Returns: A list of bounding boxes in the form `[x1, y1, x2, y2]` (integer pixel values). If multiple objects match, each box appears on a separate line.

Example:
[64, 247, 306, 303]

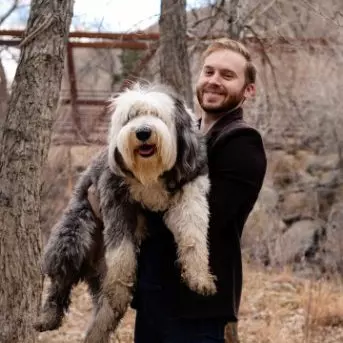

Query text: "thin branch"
[300, 0, 343, 28]
[189, 0, 225, 30]
[0, 0, 19, 26]
[244, 24, 284, 104]
[243, 0, 278, 28]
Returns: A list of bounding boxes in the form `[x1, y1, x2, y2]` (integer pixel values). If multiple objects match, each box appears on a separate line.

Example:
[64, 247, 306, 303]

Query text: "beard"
[196, 84, 246, 114]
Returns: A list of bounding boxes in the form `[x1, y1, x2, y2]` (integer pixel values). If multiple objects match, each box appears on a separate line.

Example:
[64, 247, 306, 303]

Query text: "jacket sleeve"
[208, 129, 267, 232]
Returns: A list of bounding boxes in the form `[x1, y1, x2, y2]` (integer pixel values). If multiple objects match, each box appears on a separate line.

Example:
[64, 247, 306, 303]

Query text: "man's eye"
[223, 74, 233, 79]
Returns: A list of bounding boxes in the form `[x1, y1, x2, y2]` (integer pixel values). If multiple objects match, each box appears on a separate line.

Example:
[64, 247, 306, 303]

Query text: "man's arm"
[209, 130, 267, 233]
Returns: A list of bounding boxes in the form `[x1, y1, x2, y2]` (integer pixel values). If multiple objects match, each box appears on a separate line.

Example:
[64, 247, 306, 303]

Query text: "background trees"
[159, 0, 193, 109]
[0, 0, 343, 342]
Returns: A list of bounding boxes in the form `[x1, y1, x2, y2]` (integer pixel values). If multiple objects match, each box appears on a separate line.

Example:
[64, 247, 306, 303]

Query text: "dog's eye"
[149, 111, 158, 117]
[121, 109, 138, 125]
[129, 109, 138, 119]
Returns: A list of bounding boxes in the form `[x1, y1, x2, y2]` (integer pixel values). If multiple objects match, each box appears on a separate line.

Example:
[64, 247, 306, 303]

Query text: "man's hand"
[88, 185, 102, 220]
[225, 323, 240, 343]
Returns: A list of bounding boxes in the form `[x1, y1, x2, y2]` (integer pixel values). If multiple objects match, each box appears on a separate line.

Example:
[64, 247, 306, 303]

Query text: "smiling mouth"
[136, 144, 156, 158]
[204, 91, 224, 96]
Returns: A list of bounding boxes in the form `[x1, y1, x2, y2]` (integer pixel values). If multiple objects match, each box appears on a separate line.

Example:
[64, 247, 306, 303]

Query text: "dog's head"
[108, 82, 202, 185]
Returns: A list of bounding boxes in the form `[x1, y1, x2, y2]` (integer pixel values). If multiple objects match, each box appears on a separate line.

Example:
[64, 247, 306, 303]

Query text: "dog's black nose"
[136, 127, 152, 141]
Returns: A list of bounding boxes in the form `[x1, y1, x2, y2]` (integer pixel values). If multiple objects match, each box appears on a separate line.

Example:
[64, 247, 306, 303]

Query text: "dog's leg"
[164, 174, 216, 295]
[84, 272, 110, 343]
[84, 191, 138, 343]
[36, 214, 98, 332]
[84, 236, 137, 343]
[34, 276, 74, 331]
[35, 165, 101, 332]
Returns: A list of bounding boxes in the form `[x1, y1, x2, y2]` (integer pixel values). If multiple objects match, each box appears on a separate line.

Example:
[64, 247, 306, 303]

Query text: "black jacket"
[132, 108, 267, 322]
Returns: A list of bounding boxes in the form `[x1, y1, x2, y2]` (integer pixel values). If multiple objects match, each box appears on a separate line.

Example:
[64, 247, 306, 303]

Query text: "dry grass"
[36, 261, 343, 343]
[37, 284, 136, 343]
[302, 278, 343, 343]
[239, 263, 343, 343]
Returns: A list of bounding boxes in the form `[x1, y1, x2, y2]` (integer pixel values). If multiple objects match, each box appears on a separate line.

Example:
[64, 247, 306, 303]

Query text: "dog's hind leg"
[83, 191, 138, 343]
[84, 255, 106, 321]
[35, 164, 101, 332]
[83, 235, 137, 343]
[34, 276, 74, 332]
[164, 174, 216, 296]
[83, 272, 111, 343]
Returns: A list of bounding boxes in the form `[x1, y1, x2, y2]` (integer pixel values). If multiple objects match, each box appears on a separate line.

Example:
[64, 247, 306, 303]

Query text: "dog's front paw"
[182, 270, 217, 296]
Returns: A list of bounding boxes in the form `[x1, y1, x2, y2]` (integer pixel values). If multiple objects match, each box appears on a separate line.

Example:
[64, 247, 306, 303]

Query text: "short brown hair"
[201, 38, 257, 85]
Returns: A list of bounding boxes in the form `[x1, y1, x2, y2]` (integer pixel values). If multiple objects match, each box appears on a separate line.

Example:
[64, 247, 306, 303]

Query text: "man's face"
[196, 49, 255, 114]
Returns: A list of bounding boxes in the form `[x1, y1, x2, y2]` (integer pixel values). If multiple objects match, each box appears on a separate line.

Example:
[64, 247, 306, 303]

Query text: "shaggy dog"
[34, 83, 216, 343]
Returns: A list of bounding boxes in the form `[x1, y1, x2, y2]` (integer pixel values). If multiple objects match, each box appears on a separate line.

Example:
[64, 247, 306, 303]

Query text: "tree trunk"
[227, 0, 241, 39]
[159, 0, 193, 109]
[0, 1, 74, 342]
[0, 59, 8, 135]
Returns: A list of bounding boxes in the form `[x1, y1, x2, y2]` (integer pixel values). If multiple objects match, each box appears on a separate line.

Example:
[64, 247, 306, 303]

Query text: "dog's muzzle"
[135, 126, 156, 158]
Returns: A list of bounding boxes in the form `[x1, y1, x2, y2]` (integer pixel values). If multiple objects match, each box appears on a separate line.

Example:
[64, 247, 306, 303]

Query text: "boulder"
[275, 219, 324, 266]
[242, 184, 286, 265]
[306, 153, 339, 174]
[267, 150, 300, 187]
[323, 203, 343, 274]
[279, 190, 318, 223]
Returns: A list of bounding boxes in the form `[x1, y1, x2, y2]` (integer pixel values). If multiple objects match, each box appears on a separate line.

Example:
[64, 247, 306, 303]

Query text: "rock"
[297, 170, 319, 188]
[307, 154, 339, 174]
[267, 150, 300, 187]
[279, 190, 318, 223]
[323, 203, 343, 274]
[256, 184, 279, 211]
[242, 189, 287, 266]
[319, 170, 340, 188]
[276, 219, 324, 266]
[316, 187, 337, 221]
[294, 149, 315, 169]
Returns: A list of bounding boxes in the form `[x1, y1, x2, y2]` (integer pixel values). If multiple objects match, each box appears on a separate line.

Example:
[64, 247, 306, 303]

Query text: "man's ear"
[244, 83, 256, 99]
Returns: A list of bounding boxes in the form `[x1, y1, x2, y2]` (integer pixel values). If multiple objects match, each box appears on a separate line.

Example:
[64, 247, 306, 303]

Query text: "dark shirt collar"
[198, 107, 243, 138]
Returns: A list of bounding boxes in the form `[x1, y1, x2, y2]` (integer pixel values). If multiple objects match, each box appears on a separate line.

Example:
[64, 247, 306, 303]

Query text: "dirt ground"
[37, 262, 343, 343]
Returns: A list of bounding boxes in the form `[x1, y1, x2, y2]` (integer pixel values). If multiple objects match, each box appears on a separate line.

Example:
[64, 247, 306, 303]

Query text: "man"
[89, 38, 267, 343]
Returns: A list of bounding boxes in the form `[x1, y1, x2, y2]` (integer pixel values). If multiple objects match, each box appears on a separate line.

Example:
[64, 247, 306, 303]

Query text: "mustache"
[202, 85, 226, 94]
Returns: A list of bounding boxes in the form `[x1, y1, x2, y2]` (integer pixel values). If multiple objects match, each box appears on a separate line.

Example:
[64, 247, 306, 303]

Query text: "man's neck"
[200, 105, 242, 134]
[200, 113, 223, 134]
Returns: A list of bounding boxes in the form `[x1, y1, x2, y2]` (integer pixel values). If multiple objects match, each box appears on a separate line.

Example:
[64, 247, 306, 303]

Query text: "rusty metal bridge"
[0, 29, 333, 146]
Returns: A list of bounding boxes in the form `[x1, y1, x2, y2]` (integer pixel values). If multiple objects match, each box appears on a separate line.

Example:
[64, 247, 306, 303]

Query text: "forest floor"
[38, 261, 343, 343]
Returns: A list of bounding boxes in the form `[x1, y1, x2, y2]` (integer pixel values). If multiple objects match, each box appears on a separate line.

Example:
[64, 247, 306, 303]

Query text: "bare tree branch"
[243, 0, 278, 29]
[300, 0, 343, 28]
[0, 0, 19, 26]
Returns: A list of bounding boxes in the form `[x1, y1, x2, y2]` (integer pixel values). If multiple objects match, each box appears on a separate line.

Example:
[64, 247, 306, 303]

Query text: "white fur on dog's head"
[108, 83, 190, 185]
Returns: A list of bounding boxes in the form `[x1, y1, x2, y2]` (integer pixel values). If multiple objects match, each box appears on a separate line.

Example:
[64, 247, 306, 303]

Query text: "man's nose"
[207, 72, 221, 85]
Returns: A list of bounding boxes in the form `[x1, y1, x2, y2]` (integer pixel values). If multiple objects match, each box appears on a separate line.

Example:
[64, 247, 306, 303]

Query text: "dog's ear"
[173, 99, 206, 181]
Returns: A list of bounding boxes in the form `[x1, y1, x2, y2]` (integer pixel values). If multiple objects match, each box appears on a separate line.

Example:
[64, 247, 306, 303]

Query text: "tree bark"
[227, 0, 240, 39]
[0, 1, 74, 342]
[0, 59, 8, 134]
[159, 0, 194, 109]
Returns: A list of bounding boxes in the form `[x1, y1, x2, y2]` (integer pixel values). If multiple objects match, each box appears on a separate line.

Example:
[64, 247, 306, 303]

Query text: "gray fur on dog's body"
[35, 84, 215, 343]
